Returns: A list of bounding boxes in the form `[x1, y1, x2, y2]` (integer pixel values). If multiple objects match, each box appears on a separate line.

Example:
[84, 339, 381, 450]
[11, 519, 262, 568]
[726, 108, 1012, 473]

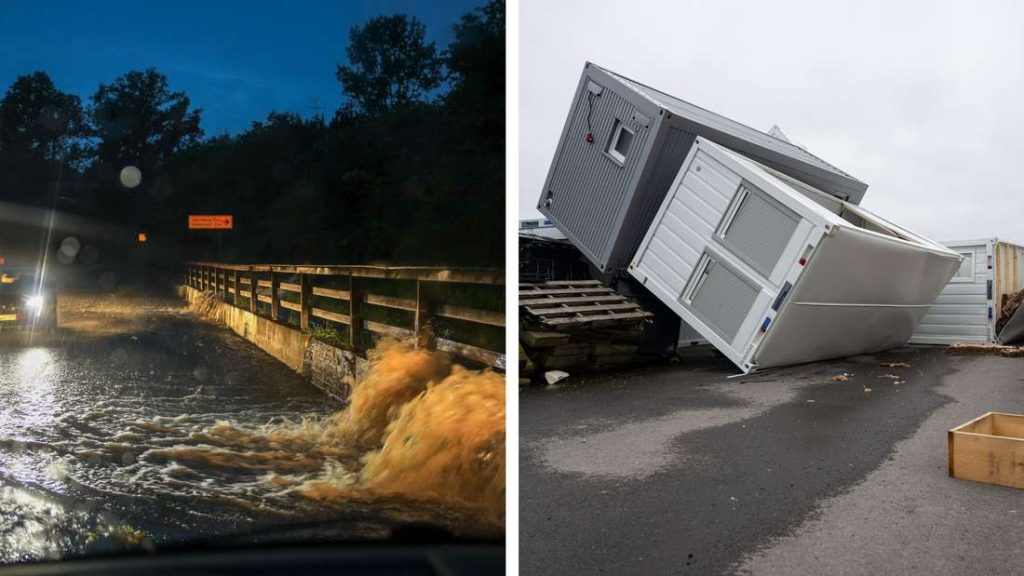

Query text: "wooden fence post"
[249, 271, 258, 314]
[233, 270, 241, 305]
[300, 273, 311, 331]
[414, 279, 431, 348]
[270, 270, 280, 321]
[349, 276, 363, 350]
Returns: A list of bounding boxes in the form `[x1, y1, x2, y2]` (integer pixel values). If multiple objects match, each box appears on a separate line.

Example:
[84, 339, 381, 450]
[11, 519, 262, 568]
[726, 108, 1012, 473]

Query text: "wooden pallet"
[519, 280, 652, 330]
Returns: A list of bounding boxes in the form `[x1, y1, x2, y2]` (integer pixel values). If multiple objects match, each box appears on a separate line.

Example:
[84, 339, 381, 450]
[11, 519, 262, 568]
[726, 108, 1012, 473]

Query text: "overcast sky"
[520, 0, 1024, 243]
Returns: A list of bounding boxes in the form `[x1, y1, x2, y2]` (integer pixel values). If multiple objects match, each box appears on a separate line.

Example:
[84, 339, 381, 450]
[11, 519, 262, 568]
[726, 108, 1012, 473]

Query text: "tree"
[336, 15, 443, 117]
[0, 72, 87, 206]
[89, 68, 202, 175]
[0, 71, 87, 161]
[83, 68, 202, 233]
[446, 0, 504, 118]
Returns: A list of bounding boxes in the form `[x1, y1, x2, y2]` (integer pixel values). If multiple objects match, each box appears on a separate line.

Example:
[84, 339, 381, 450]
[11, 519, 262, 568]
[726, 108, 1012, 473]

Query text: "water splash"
[299, 353, 506, 525]
[136, 338, 506, 532]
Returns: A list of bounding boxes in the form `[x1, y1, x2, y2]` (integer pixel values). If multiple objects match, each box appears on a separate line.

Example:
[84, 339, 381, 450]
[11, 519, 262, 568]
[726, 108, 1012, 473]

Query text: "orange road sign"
[188, 215, 233, 230]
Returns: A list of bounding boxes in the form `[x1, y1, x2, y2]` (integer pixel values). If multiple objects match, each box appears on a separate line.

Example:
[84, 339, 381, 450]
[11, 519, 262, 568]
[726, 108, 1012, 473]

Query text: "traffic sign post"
[188, 215, 234, 260]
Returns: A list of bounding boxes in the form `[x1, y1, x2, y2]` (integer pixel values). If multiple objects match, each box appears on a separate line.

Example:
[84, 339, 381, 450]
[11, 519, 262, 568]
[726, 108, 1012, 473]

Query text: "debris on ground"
[544, 370, 570, 385]
[948, 343, 1024, 357]
[881, 362, 910, 368]
[879, 374, 900, 380]
[997, 289, 1024, 344]
[829, 373, 852, 382]
[863, 387, 872, 393]
[996, 289, 1024, 335]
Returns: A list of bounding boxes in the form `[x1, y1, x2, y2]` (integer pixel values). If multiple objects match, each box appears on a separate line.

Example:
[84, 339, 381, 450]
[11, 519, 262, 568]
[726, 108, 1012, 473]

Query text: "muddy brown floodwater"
[0, 292, 504, 562]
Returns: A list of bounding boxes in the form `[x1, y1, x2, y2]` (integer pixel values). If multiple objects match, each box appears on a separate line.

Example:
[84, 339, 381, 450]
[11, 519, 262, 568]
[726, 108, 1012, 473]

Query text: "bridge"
[182, 261, 505, 373]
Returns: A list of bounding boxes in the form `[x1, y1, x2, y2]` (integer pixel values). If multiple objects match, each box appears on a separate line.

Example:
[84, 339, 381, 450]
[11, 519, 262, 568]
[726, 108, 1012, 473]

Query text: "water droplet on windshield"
[59, 237, 81, 258]
[119, 165, 142, 189]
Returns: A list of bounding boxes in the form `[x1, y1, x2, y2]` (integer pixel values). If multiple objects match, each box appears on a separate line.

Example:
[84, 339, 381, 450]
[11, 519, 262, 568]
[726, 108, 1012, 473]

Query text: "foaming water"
[0, 298, 504, 560]
[294, 345, 506, 525]
[58, 338, 505, 535]
[152, 339, 507, 530]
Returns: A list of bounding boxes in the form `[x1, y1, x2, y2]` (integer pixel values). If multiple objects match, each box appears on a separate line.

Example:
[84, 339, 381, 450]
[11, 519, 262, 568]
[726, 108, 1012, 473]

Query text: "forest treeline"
[0, 0, 503, 266]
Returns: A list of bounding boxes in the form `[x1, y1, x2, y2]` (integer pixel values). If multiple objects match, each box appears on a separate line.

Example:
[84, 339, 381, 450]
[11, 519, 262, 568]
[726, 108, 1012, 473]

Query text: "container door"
[629, 138, 811, 371]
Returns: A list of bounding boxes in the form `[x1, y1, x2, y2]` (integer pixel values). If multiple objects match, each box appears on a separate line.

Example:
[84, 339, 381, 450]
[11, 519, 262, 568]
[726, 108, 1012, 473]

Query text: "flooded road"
[0, 292, 503, 562]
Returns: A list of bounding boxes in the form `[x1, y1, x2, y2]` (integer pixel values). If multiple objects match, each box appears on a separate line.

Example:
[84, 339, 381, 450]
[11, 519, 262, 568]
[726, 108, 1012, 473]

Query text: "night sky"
[0, 0, 483, 136]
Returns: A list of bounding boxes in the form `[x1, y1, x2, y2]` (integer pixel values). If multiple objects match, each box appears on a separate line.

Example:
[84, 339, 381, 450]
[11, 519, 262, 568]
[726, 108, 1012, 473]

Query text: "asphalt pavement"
[520, 347, 1024, 575]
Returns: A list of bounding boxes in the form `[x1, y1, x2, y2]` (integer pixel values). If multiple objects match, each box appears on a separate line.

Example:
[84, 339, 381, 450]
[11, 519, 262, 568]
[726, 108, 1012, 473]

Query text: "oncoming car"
[0, 269, 57, 333]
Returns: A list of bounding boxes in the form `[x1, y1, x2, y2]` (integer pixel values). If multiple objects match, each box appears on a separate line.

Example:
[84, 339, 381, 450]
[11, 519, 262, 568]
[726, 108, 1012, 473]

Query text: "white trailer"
[628, 138, 961, 373]
[909, 239, 1024, 345]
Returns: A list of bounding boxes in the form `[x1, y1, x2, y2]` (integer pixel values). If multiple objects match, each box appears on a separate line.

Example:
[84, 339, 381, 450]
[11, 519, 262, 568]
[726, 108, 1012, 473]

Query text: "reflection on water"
[0, 304, 504, 562]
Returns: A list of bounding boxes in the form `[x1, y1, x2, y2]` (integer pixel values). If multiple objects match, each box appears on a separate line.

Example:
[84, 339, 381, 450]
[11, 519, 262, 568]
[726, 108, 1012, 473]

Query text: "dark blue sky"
[0, 0, 483, 136]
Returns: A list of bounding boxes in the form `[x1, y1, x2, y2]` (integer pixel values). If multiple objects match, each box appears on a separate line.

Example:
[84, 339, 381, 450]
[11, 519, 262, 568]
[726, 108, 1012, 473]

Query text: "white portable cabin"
[628, 138, 961, 373]
[910, 239, 1024, 345]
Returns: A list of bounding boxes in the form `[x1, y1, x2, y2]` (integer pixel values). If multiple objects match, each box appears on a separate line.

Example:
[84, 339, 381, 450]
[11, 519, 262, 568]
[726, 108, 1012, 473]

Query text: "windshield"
[0, 0, 505, 563]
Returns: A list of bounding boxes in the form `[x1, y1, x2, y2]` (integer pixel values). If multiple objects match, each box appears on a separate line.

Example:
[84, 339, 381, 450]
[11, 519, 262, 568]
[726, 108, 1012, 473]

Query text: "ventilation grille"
[719, 184, 799, 277]
[687, 256, 759, 341]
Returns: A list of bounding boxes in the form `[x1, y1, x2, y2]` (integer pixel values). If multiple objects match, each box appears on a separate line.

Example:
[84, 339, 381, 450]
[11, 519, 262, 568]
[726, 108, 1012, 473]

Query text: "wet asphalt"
[0, 292, 350, 560]
[520, 346, 1024, 575]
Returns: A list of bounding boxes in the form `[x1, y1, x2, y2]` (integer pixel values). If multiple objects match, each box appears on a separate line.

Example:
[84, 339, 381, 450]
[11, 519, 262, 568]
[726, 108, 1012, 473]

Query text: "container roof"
[591, 63, 866, 189]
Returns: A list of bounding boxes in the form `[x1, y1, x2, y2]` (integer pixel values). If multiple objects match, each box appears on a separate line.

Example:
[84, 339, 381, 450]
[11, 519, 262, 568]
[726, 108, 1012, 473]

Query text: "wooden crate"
[949, 412, 1024, 488]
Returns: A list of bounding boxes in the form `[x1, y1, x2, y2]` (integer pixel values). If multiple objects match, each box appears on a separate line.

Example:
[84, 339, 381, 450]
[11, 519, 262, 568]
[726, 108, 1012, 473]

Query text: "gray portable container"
[537, 62, 869, 274]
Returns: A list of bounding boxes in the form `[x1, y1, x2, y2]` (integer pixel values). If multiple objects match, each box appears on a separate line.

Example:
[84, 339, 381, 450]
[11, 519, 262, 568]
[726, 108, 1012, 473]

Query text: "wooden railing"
[183, 262, 505, 369]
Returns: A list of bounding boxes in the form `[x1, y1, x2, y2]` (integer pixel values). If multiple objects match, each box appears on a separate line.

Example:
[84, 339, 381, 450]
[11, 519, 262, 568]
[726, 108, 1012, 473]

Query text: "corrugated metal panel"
[539, 63, 869, 273]
[632, 138, 959, 372]
[994, 241, 1023, 325]
[609, 128, 697, 270]
[720, 184, 800, 277]
[689, 257, 759, 341]
[729, 148, 865, 203]
[602, 64, 867, 198]
[632, 148, 740, 299]
[543, 76, 652, 267]
[910, 243, 990, 344]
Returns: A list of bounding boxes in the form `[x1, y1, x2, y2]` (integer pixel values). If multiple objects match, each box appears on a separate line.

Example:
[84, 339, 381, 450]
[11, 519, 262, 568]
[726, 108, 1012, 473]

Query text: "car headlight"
[25, 295, 44, 310]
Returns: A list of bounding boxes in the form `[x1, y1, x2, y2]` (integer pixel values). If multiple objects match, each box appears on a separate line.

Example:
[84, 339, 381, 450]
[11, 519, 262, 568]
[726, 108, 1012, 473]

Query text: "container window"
[683, 252, 760, 341]
[606, 119, 634, 164]
[715, 183, 800, 278]
[952, 252, 974, 282]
